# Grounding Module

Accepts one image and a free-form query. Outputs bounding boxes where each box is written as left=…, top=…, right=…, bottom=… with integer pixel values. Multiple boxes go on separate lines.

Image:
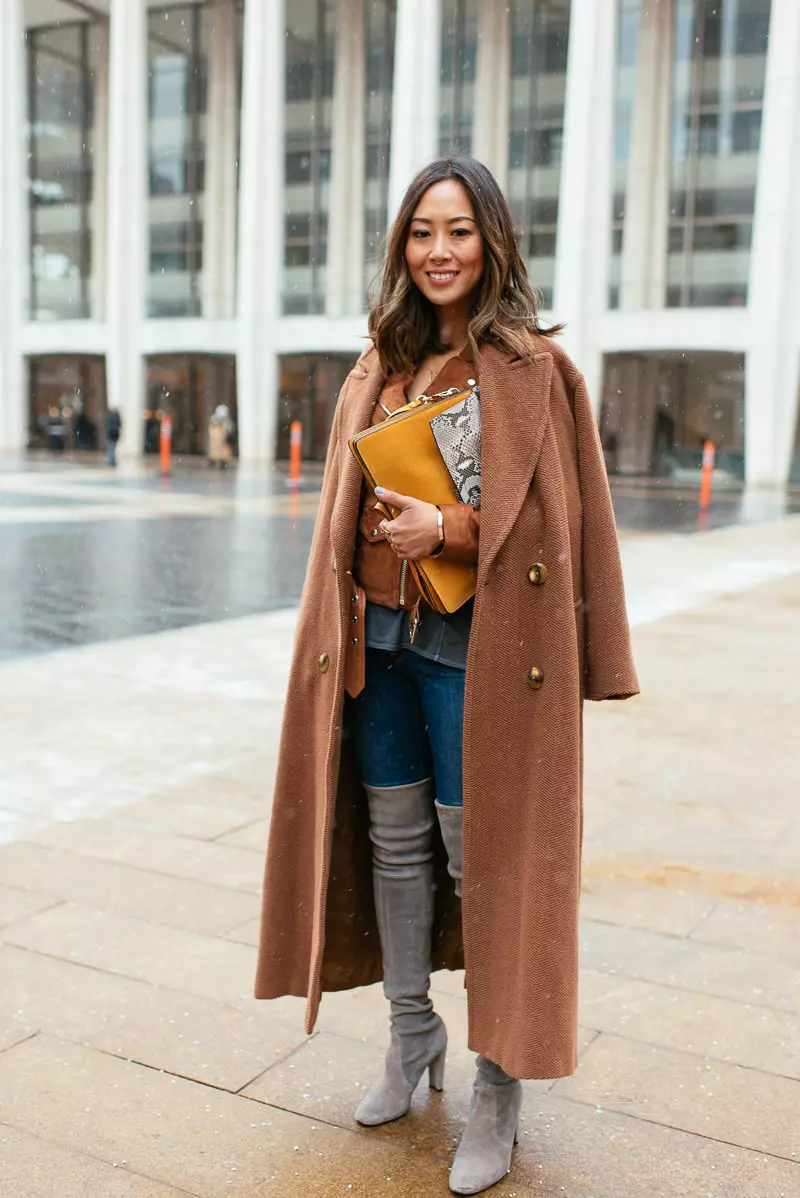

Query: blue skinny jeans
left=347, top=647, right=465, bottom=807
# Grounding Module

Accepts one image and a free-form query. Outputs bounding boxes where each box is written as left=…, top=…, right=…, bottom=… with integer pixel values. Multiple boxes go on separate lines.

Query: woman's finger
left=375, top=486, right=415, bottom=512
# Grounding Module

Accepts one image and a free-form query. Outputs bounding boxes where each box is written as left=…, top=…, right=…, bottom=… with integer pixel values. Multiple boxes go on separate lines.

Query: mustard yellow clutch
left=348, top=387, right=477, bottom=614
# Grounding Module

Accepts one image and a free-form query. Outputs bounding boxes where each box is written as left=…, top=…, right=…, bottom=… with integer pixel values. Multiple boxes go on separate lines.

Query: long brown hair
left=369, top=157, right=562, bottom=376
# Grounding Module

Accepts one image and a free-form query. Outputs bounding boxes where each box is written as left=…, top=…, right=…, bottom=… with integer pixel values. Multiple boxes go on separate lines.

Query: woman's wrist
left=430, top=506, right=445, bottom=557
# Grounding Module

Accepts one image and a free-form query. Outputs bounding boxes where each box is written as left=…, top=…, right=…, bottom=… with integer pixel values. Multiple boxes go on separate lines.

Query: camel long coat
left=255, top=336, right=639, bottom=1080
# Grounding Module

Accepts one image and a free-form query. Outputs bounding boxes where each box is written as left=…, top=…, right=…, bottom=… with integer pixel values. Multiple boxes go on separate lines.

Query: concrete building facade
left=0, top=0, right=798, bottom=485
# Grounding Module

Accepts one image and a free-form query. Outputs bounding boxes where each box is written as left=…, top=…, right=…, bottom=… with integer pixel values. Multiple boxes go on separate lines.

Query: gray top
left=365, top=599, right=473, bottom=670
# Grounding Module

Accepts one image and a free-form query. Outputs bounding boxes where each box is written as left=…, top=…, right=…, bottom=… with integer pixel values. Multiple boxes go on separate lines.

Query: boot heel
left=429, top=1048, right=446, bottom=1092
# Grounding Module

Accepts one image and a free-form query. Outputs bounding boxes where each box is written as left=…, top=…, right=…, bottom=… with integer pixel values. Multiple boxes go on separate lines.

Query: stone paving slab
left=580, top=917, right=800, bottom=1012
left=27, top=818, right=264, bottom=894
left=0, top=945, right=306, bottom=1092
left=579, top=967, right=800, bottom=1078
left=3, top=904, right=257, bottom=1005
left=553, top=1031, right=800, bottom=1162
left=0, top=1124, right=194, bottom=1198
left=0, top=841, right=258, bottom=936
left=0, top=881, right=57, bottom=927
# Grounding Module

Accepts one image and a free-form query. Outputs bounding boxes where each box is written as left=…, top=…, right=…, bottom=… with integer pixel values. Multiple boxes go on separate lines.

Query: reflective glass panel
left=508, top=0, right=571, bottom=308
left=439, top=0, right=478, bottom=156
left=27, top=17, right=101, bottom=321
left=667, top=0, right=771, bottom=308
left=283, top=0, right=336, bottom=314
left=147, top=5, right=208, bottom=317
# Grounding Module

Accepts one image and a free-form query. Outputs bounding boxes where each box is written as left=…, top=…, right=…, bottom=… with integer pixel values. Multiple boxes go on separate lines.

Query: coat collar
left=476, top=343, right=553, bottom=580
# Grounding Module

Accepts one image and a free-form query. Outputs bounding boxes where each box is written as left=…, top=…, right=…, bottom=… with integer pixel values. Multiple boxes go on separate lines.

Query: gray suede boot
left=355, top=778, right=447, bottom=1127
left=435, top=800, right=463, bottom=896
left=448, top=1056, right=523, bottom=1195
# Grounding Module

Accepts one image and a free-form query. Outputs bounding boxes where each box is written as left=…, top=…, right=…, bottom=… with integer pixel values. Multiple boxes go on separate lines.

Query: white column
left=106, top=0, right=148, bottom=455
left=236, top=0, right=284, bottom=461
left=326, top=0, right=366, bottom=317
left=619, top=0, right=672, bottom=311
left=387, top=0, right=441, bottom=220
left=746, top=0, right=800, bottom=488
left=91, top=18, right=109, bottom=320
left=472, top=0, right=510, bottom=191
left=0, top=0, right=27, bottom=452
left=203, top=0, right=238, bottom=320
left=552, top=0, right=618, bottom=410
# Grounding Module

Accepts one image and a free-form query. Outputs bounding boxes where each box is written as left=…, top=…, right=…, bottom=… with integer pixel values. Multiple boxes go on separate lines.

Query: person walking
left=208, top=404, right=234, bottom=468
left=105, top=406, right=122, bottom=467
left=255, top=157, right=639, bottom=1194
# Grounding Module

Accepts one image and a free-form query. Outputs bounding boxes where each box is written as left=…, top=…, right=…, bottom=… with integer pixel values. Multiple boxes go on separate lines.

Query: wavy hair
left=368, top=157, right=562, bottom=376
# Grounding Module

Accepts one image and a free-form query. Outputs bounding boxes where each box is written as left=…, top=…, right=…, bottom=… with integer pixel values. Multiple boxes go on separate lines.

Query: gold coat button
left=318, top=653, right=330, bottom=673
left=528, top=563, right=548, bottom=586
left=527, top=666, right=544, bottom=690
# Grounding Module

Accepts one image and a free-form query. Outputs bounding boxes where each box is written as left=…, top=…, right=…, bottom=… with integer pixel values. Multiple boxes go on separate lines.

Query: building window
left=147, top=5, right=208, bottom=317
left=508, top=0, right=571, bottom=309
left=439, top=0, right=478, bottom=156
left=26, top=18, right=101, bottom=321
left=283, top=0, right=336, bottom=315
left=667, top=0, right=770, bottom=309
left=277, top=354, right=356, bottom=459
left=610, top=0, right=770, bottom=310
left=147, top=3, right=243, bottom=319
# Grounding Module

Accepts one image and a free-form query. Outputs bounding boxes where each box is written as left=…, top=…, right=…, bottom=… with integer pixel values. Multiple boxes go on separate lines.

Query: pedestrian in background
left=255, top=157, right=639, bottom=1195
left=208, top=404, right=234, bottom=469
left=105, top=406, right=122, bottom=467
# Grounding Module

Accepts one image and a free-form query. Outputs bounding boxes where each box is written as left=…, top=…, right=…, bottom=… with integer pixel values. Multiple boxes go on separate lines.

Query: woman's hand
left=375, top=487, right=440, bottom=560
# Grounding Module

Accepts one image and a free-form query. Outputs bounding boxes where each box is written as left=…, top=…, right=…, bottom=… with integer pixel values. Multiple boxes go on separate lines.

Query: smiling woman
left=256, top=155, right=639, bottom=1197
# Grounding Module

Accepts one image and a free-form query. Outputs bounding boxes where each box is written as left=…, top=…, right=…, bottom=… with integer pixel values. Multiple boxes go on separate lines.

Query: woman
left=255, top=157, right=638, bottom=1195
left=208, top=404, right=234, bottom=468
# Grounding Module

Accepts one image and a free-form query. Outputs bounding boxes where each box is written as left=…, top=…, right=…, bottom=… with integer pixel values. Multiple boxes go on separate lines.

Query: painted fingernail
left=375, top=486, right=385, bottom=495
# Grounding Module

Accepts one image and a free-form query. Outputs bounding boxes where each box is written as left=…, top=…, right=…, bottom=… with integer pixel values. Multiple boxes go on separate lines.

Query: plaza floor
left=0, top=458, right=798, bottom=1195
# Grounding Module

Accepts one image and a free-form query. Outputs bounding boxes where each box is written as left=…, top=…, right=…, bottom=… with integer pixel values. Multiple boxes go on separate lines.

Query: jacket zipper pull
left=409, top=598, right=422, bottom=644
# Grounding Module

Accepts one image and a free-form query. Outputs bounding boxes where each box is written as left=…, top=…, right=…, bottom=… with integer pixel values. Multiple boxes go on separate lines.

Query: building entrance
left=600, top=351, right=746, bottom=482
left=27, top=355, right=108, bottom=453
left=144, top=355, right=238, bottom=457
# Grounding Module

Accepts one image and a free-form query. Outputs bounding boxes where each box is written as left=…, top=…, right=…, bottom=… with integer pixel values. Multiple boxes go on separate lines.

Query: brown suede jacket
left=353, top=345, right=481, bottom=610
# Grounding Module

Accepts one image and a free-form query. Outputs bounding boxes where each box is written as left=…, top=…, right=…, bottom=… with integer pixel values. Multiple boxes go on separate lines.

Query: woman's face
left=404, top=180, right=485, bottom=315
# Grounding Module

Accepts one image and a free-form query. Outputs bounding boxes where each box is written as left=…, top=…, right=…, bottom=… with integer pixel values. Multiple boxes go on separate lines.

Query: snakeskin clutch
left=429, top=385, right=482, bottom=507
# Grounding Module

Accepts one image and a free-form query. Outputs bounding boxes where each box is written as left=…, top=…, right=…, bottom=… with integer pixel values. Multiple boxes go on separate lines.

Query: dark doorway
left=277, top=353, right=356, bottom=460
left=28, top=355, right=107, bottom=452
left=144, top=355, right=238, bottom=457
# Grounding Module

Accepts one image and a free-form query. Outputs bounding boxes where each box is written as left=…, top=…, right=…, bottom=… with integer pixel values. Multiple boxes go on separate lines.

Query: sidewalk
left=1, top=518, right=799, bottom=1196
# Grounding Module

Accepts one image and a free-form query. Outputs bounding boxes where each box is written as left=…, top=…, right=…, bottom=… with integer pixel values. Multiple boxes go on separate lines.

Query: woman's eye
left=452, top=228, right=470, bottom=237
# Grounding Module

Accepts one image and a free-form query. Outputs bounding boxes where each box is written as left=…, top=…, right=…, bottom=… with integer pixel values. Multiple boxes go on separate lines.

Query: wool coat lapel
left=477, top=344, right=553, bottom=579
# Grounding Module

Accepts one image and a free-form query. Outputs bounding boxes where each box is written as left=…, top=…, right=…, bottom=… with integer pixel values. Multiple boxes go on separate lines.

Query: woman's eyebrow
left=409, top=215, right=476, bottom=224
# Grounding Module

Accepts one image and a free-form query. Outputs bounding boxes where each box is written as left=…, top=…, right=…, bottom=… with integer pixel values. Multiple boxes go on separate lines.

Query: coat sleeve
left=573, top=373, right=640, bottom=701
left=437, top=503, right=480, bottom=564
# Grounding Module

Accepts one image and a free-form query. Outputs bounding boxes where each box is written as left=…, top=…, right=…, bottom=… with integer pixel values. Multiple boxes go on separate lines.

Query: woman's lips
left=426, top=270, right=460, bottom=286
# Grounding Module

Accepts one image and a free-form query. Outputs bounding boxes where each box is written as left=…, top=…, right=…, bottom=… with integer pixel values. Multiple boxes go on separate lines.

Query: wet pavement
left=0, top=454, right=797, bottom=660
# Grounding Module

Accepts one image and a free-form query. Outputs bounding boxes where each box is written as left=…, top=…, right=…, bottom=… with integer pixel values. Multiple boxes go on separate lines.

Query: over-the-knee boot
left=435, top=800, right=463, bottom=896
left=449, top=1056, right=523, bottom=1195
left=355, top=778, right=447, bottom=1126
